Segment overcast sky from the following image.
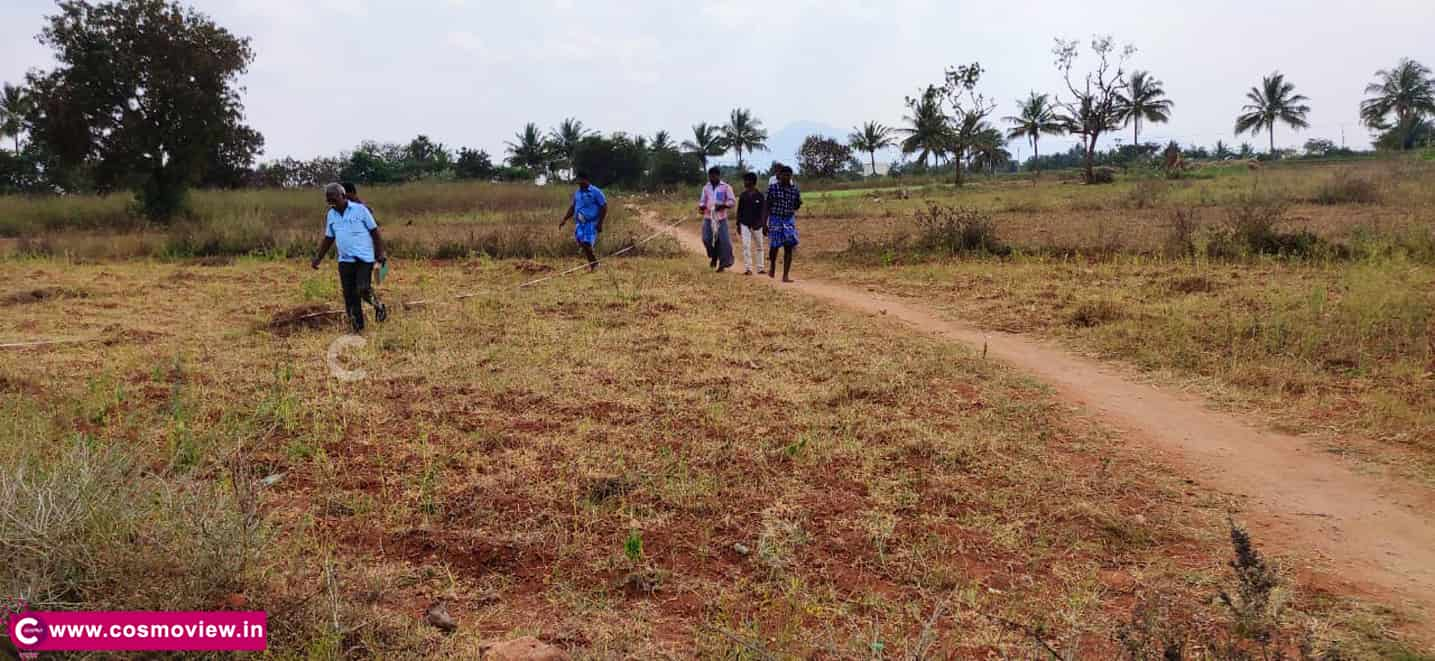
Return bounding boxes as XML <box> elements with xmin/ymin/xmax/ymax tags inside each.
<box><xmin>3</xmin><ymin>0</ymin><xmax>1432</xmax><ymax>163</ymax></box>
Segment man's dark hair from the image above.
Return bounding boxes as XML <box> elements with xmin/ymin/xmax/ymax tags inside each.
<box><xmin>708</xmin><ymin>166</ymin><xmax>721</xmax><ymax>176</ymax></box>
<box><xmin>780</xmin><ymin>165</ymin><xmax>794</xmax><ymax>175</ymax></box>
<box><xmin>575</xmin><ymin>170</ymin><xmax>590</xmax><ymax>180</ymax></box>
<box><xmin>743</xmin><ymin>172</ymin><xmax>758</xmax><ymax>184</ymax></box>
<box><xmin>341</xmin><ymin>181</ymin><xmax>357</xmax><ymax>196</ymax></box>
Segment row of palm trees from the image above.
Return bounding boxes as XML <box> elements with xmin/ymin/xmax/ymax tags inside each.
<box><xmin>845</xmin><ymin>58</ymin><xmax>1434</xmax><ymax>179</ymax></box>
<box><xmin>503</xmin><ymin>108</ymin><xmax>771</xmax><ymax>179</ymax></box>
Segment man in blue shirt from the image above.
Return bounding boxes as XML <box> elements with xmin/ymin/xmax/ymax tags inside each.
<box><xmin>559</xmin><ymin>171</ymin><xmax>607</xmax><ymax>271</ymax></box>
<box><xmin>311</xmin><ymin>182</ymin><xmax>388</xmax><ymax>333</ymax></box>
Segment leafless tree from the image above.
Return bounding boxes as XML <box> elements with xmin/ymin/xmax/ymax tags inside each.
<box><xmin>1052</xmin><ymin>36</ymin><xmax>1134</xmax><ymax>183</ymax></box>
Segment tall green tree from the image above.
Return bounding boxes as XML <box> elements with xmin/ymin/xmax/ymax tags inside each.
<box><xmin>650</xmin><ymin>130</ymin><xmax>674</xmax><ymax>153</ymax></box>
<box><xmin>1116</xmin><ymin>70</ymin><xmax>1173</xmax><ymax>147</ymax></box>
<box><xmin>548</xmin><ymin>118</ymin><xmax>591</xmax><ymax>178</ymax></box>
<box><xmin>928</xmin><ymin>62</ymin><xmax>995</xmax><ymax>187</ymax></box>
<box><xmin>969</xmin><ymin>125</ymin><xmax>1009</xmax><ymax>175</ymax></box>
<box><xmin>0</xmin><ymin>83</ymin><xmax>30</xmax><ymax>153</ymax></box>
<box><xmin>681</xmin><ymin>122</ymin><xmax>727</xmax><ymax>171</ymax></box>
<box><xmin>900</xmin><ymin>86</ymin><xmax>950</xmax><ymax>170</ymax></box>
<box><xmin>721</xmin><ymin>108</ymin><xmax>768</xmax><ymax>171</ymax></box>
<box><xmin>505</xmin><ymin>122</ymin><xmax>550</xmax><ymax>174</ymax></box>
<box><xmin>1359</xmin><ymin>58</ymin><xmax>1435</xmax><ymax>150</ymax></box>
<box><xmin>1003</xmin><ymin>91</ymin><xmax>1064</xmax><ymax>172</ymax></box>
<box><xmin>1234</xmin><ymin>71</ymin><xmax>1311</xmax><ymax>156</ymax></box>
<box><xmin>24</xmin><ymin>0</ymin><xmax>261</xmax><ymax>218</ymax></box>
<box><xmin>847</xmin><ymin>121</ymin><xmax>894</xmax><ymax>176</ymax></box>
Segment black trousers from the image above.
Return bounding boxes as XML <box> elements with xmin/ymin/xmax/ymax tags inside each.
<box><xmin>338</xmin><ymin>261</ymin><xmax>374</xmax><ymax>332</ymax></box>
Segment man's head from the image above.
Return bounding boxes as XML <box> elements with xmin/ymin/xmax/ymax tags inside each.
<box><xmin>708</xmin><ymin>166</ymin><xmax>721</xmax><ymax>186</ymax></box>
<box><xmin>743</xmin><ymin>172</ymin><xmax>757</xmax><ymax>189</ymax></box>
<box><xmin>575</xmin><ymin>171</ymin><xmax>591</xmax><ymax>190</ymax></box>
<box><xmin>324</xmin><ymin>182</ymin><xmax>347</xmax><ymax>209</ymax></box>
<box><xmin>777</xmin><ymin>166</ymin><xmax>794</xmax><ymax>185</ymax></box>
<box><xmin>341</xmin><ymin>181</ymin><xmax>359</xmax><ymax>200</ymax></box>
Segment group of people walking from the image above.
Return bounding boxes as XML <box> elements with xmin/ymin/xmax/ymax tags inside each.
<box><xmin>311</xmin><ymin>165</ymin><xmax>802</xmax><ymax>335</ymax></box>
<box><xmin>697</xmin><ymin>165</ymin><xmax>801</xmax><ymax>282</ymax></box>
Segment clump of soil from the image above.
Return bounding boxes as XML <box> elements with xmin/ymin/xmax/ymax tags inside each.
<box><xmin>266</xmin><ymin>304</ymin><xmax>340</xmax><ymax>335</ymax></box>
<box><xmin>99</xmin><ymin>324</ymin><xmax>167</xmax><ymax>346</ymax></box>
<box><xmin>2</xmin><ymin>286</ymin><xmax>88</xmax><ymax>306</ymax></box>
<box><xmin>190</xmin><ymin>255</ymin><xmax>235</xmax><ymax>267</ymax></box>
<box><xmin>514</xmin><ymin>260</ymin><xmax>554</xmax><ymax>274</ymax></box>
<box><xmin>1169</xmin><ymin>275</ymin><xmax>1219</xmax><ymax>295</ymax></box>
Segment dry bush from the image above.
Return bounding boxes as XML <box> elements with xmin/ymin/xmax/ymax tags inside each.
<box><xmin>1068</xmin><ymin>299</ymin><xmax>1124</xmax><ymax>327</ymax></box>
<box><xmin>913</xmin><ymin>203</ymin><xmax>1007</xmax><ymax>256</ymax></box>
<box><xmin>0</xmin><ymin>439</ymin><xmax>264</xmax><ymax>611</ymax></box>
<box><xmin>1123</xmin><ymin>179</ymin><xmax>1169</xmax><ymax>210</ymax></box>
<box><xmin>1166</xmin><ymin>208</ymin><xmax>1202</xmax><ymax>259</ymax></box>
<box><xmin>1311</xmin><ymin>171</ymin><xmax>1381</xmax><ymax>206</ymax></box>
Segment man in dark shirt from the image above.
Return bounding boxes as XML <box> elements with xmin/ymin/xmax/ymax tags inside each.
<box><xmin>735</xmin><ymin>172</ymin><xmax>766</xmax><ymax>275</ymax></box>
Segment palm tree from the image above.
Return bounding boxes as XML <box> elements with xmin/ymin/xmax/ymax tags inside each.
<box><xmin>900</xmin><ymin>87</ymin><xmax>950</xmax><ymax>170</ymax></box>
<box><xmin>969</xmin><ymin>125</ymin><xmax>1009</xmax><ymax>175</ymax></box>
<box><xmin>1360</xmin><ymin>58</ymin><xmax>1435</xmax><ymax>150</ymax></box>
<box><xmin>505</xmin><ymin>123</ymin><xmax>550</xmax><ymax>174</ymax></box>
<box><xmin>0</xmin><ymin>83</ymin><xmax>29</xmax><ymax>153</ymax></box>
<box><xmin>721</xmin><ymin>108</ymin><xmax>769</xmax><ymax>172</ymax></box>
<box><xmin>847</xmin><ymin>121</ymin><xmax>895</xmax><ymax>177</ymax></box>
<box><xmin>681</xmin><ymin>122</ymin><xmax>727</xmax><ymax>171</ymax></box>
<box><xmin>1116</xmin><ymin>71</ymin><xmax>1173</xmax><ymax>147</ymax></box>
<box><xmin>547</xmin><ymin>118</ymin><xmax>592</xmax><ymax>178</ymax></box>
<box><xmin>1234</xmin><ymin>71</ymin><xmax>1311</xmax><ymax>156</ymax></box>
<box><xmin>651</xmin><ymin>130</ymin><xmax>674</xmax><ymax>153</ymax></box>
<box><xmin>1003</xmin><ymin>92</ymin><xmax>1064</xmax><ymax>172</ymax></box>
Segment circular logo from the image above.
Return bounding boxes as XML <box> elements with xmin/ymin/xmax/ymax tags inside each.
<box><xmin>326</xmin><ymin>334</ymin><xmax>369</xmax><ymax>382</ymax></box>
<box><xmin>12</xmin><ymin>614</ymin><xmax>44</xmax><ymax>647</ymax></box>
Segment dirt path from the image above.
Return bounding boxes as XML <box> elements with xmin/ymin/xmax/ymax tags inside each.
<box><xmin>637</xmin><ymin>205</ymin><xmax>1435</xmax><ymax>642</ymax></box>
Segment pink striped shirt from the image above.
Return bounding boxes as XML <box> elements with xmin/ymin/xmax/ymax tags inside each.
<box><xmin>699</xmin><ymin>182</ymin><xmax>736</xmax><ymax>221</ymax></box>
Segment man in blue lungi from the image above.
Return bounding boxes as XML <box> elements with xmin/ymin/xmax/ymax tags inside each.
<box><xmin>559</xmin><ymin>171</ymin><xmax>608</xmax><ymax>271</ymax></box>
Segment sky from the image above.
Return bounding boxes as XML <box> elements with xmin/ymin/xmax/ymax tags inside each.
<box><xmin>3</xmin><ymin>0</ymin><xmax>1433</xmax><ymax>164</ymax></box>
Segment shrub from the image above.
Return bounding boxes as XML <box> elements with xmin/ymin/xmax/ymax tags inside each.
<box><xmin>1068</xmin><ymin>299</ymin><xmax>1124</xmax><ymax>327</ymax></box>
<box><xmin>1122</xmin><ymin>178</ymin><xmax>1168</xmax><ymax>209</ymax></box>
<box><xmin>1165</xmin><ymin>208</ymin><xmax>1201</xmax><ymax>259</ymax></box>
<box><xmin>1208</xmin><ymin>195</ymin><xmax>1335</xmax><ymax>258</ymax></box>
<box><xmin>1087</xmin><ymin>167</ymin><xmax>1117</xmax><ymax>184</ymax></box>
<box><xmin>1312</xmin><ymin>172</ymin><xmax>1381</xmax><ymax>205</ymax></box>
<box><xmin>913</xmin><ymin>203</ymin><xmax>1008</xmax><ymax>256</ymax></box>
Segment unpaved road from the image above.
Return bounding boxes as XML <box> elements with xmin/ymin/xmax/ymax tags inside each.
<box><xmin>637</xmin><ymin>205</ymin><xmax>1435</xmax><ymax>642</ymax></box>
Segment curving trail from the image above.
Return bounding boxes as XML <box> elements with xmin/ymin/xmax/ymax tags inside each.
<box><xmin>636</xmin><ymin>203</ymin><xmax>1435</xmax><ymax>643</ymax></box>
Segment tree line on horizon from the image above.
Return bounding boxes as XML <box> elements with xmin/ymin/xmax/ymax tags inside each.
<box><xmin>1</xmin><ymin>0</ymin><xmax>1433</xmax><ymax>219</ymax></box>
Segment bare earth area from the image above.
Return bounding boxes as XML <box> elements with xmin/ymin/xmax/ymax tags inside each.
<box><xmin>641</xmin><ymin>203</ymin><xmax>1435</xmax><ymax>643</ymax></box>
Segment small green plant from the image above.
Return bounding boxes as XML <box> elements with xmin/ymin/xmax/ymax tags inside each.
<box><xmin>624</xmin><ymin>529</ymin><xmax>644</xmax><ymax>563</ymax></box>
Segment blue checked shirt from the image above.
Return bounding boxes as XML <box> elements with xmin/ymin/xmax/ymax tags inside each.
<box><xmin>766</xmin><ymin>182</ymin><xmax>802</xmax><ymax>217</ymax></box>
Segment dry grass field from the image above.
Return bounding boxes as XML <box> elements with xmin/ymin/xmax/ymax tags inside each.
<box><xmin>3</xmin><ymin>166</ymin><xmax>1434</xmax><ymax>658</ymax></box>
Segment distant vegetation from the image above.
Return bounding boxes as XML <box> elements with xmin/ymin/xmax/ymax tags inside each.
<box><xmin>1</xmin><ymin>0</ymin><xmax>1433</xmax><ymax>223</ymax></box>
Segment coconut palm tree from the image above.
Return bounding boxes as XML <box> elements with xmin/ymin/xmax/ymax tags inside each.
<box><xmin>1003</xmin><ymin>92</ymin><xmax>1065</xmax><ymax>173</ymax></box>
<box><xmin>900</xmin><ymin>87</ymin><xmax>950</xmax><ymax>170</ymax></box>
<box><xmin>547</xmin><ymin>118</ymin><xmax>592</xmax><ymax>178</ymax></box>
<box><xmin>1359</xmin><ymin>58</ymin><xmax>1435</xmax><ymax>150</ymax></box>
<box><xmin>1234</xmin><ymin>72</ymin><xmax>1311</xmax><ymax>156</ymax></box>
<box><xmin>969</xmin><ymin>125</ymin><xmax>1010</xmax><ymax>175</ymax></box>
<box><xmin>1116</xmin><ymin>71</ymin><xmax>1174</xmax><ymax>147</ymax></box>
<box><xmin>505</xmin><ymin>122</ymin><xmax>551</xmax><ymax>174</ymax></box>
<box><xmin>847</xmin><ymin>122</ymin><xmax>895</xmax><ymax>177</ymax></box>
<box><xmin>682</xmin><ymin>122</ymin><xmax>727</xmax><ymax>171</ymax></box>
<box><xmin>651</xmin><ymin>130</ymin><xmax>674</xmax><ymax>153</ymax></box>
<box><xmin>0</xmin><ymin>83</ymin><xmax>29</xmax><ymax>153</ymax></box>
<box><xmin>721</xmin><ymin>108</ymin><xmax>769</xmax><ymax>171</ymax></box>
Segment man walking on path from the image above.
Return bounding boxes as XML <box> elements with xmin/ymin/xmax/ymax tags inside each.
<box><xmin>698</xmin><ymin>167</ymin><xmax>735</xmax><ymax>272</ymax></box>
<box><xmin>764</xmin><ymin>165</ymin><xmax>801</xmax><ymax>282</ymax></box>
<box><xmin>559</xmin><ymin>171</ymin><xmax>607</xmax><ymax>271</ymax></box>
<box><xmin>312</xmin><ymin>182</ymin><xmax>388</xmax><ymax>333</ymax></box>
<box><xmin>735</xmin><ymin>172</ymin><xmax>766</xmax><ymax>275</ymax></box>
